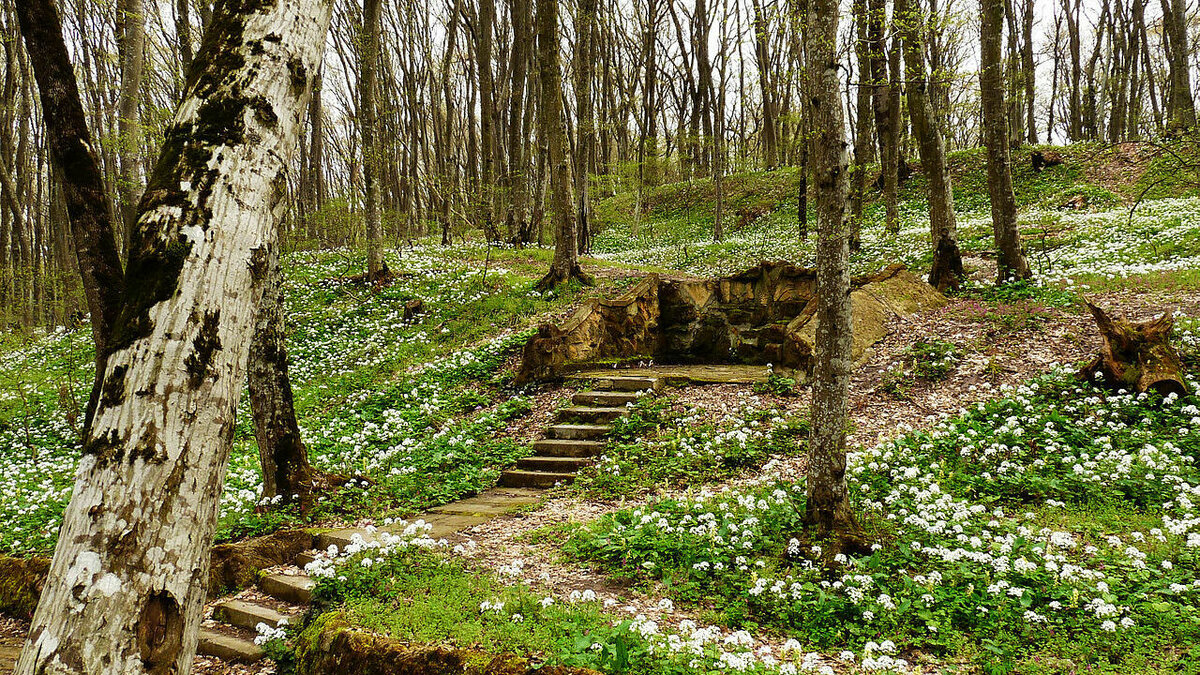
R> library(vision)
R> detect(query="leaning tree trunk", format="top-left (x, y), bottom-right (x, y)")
top-left (979, 0), bottom-right (1031, 283)
top-left (15, 0), bottom-right (331, 671)
top-left (898, 0), bottom-right (963, 290)
top-left (803, 0), bottom-right (855, 536)
top-left (535, 0), bottom-right (590, 290)
top-left (1082, 302), bottom-right (1188, 397)
top-left (15, 0), bottom-right (126, 431)
top-left (248, 244), bottom-right (319, 508)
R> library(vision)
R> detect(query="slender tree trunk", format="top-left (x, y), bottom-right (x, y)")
top-left (476, 0), bottom-right (499, 240)
top-left (899, 0), bottom-right (962, 289)
top-left (803, 0), bottom-right (855, 536)
top-left (850, 0), bottom-right (871, 251)
top-left (16, 0), bottom-right (127, 430)
top-left (751, 0), bottom-right (779, 169)
top-left (574, 0), bottom-right (597, 253)
top-left (980, 0), bottom-right (1031, 282)
top-left (248, 244), bottom-right (317, 507)
top-left (1020, 0), bottom-right (1036, 144)
top-left (14, 0), bottom-right (331, 671)
top-left (535, 0), bottom-right (589, 289)
top-left (506, 0), bottom-right (533, 243)
top-left (867, 0), bottom-right (898, 233)
top-left (362, 0), bottom-right (383, 279)
top-left (1162, 0), bottom-right (1196, 133)
top-left (116, 0), bottom-right (146, 238)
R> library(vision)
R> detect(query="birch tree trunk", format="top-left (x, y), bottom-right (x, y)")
top-left (898, 0), bottom-right (963, 290)
top-left (803, 0), bottom-right (855, 535)
top-left (979, 0), bottom-right (1031, 283)
top-left (15, 0), bottom-right (331, 670)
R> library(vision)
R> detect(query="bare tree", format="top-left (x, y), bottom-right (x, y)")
top-left (980, 0), bottom-right (1031, 282)
top-left (1161, 0), bottom-right (1196, 133)
top-left (803, 0), bottom-right (854, 535)
top-left (534, 0), bottom-right (589, 289)
top-left (899, 0), bottom-right (962, 289)
top-left (362, 0), bottom-right (384, 279)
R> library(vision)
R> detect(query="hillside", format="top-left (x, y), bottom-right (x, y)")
top-left (1, 143), bottom-right (1200, 673)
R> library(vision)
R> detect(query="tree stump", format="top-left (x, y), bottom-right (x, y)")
top-left (1081, 301), bottom-right (1188, 397)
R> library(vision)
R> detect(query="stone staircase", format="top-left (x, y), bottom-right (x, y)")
top-left (197, 488), bottom-right (543, 663)
top-left (195, 375), bottom-right (662, 664)
top-left (498, 375), bottom-right (662, 489)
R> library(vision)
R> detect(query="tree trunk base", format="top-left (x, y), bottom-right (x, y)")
top-left (927, 237), bottom-right (965, 291)
top-left (1080, 300), bottom-right (1188, 397)
top-left (535, 262), bottom-right (593, 292)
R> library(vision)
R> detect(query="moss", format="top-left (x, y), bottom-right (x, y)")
top-left (184, 310), bottom-right (222, 389)
top-left (288, 57), bottom-right (309, 96)
top-left (208, 529), bottom-right (315, 597)
top-left (109, 234), bottom-right (194, 353)
top-left (99, 363), bottom-right (129, 408)
top-left (0, 556), bottom-right (49, 620)
top-left (294, 612), bottom-right (601, 675)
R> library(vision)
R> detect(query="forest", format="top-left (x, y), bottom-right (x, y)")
top-left (0, 0), bottom-right (1200, 672)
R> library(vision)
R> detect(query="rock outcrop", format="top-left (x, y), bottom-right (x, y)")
top-left (518, 262), bottom-right (947, 383)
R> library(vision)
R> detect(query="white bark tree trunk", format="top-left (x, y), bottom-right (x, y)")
top-left (15, 0), bottom-right (332, 671)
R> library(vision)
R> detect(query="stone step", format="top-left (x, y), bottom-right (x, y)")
top-left (593, 376), bottom-right (662, 392)
top-left (197, 627), bottom-right (263, 663)
top-left (556, 406), bottom-right (628, 423)
top-left (295, 551), bottom-right (319, 568)
top-left (532, 438), bottom-right (606, 457)
top-left (260, 573), bottom-right (315, 604)
top-left (572, 390), bottom-right (639, 406)
top-left (517, 455), bottom-right (594, 472)
top-left (547, 423), bottom-right (612, 440)
top-left (316, 527), bottom-right (381, 552)
top-left (420, 513), bottom-right (492, 537)
top-left (498, 470), bottom-right (576, 489)
top-left (213, 599), bottom-right (295, 632)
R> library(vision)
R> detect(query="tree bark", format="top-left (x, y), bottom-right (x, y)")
top-left (16, 0), bottom-right (127, 430)
top-left (248, 244), bottom-right (318, 507)
top-left (534, 0), bottom-right (589, 290)
top-left (116, 0), bottom-right (146, 237)
top-left (979, 0), bottom-right (1031, 283)
top-left (867, 0), bottom-right (899, 233)
top-left (899, 0), bottom-right (963, 290)
top-left (1161, 0), bottom-right (1196, 133)
top-left (751, 0), bottom-right (779, 169)
top-left (1082, 302), bottom-right (1188, 397)
top-left (850, 0), bottom-right (871, 251)
top-left (803, 0), bottom-right (855, 535)
top-left (14, 0), bottom-right (331, 670)
top-left (362, 0), bottom-right (383, 280)
top-left (574, 0), bottom-right (597, 254)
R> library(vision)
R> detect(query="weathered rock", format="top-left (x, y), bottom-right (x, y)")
top-left (0, 556), bottom-right (49, 620)
top-left (516, 275), bottom-right (660, 384)
top-left (209, 529), bottom-right (316, 597)
top-left (518, 261), bottom-right (947, 381)
top-left (295, 612), bottom-right (602, 675)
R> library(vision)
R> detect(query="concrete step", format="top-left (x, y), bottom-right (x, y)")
top-left (214, 599), bottom-right (295, 632)
top-left (197, 627), bottom-right (263, 663)
top-left (532, 438), bottom-right (606, 457)
top-left (517, 455), bottom-right (593, 472)
top-left (498, 470), bottom-right (576, 489)
top-left (572, 390), bottom-right (639, 406)
top-left (556, 406), bottom-right (627, 423)
top-left (547, 423), bottom-right (612, 440)
top-left (593, 376), bottom-right (662, 392)
top-left (260, 574), bottom-right (315, 604)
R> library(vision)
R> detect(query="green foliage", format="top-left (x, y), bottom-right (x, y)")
top-left (573, 399), bottom-right (802, 499)
top-left (879, 339), bottom-right (961, 398)
top-left (568, 368), bottom-right (1200, 671)
top-left (753, 372), bottom-right (799, 397)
